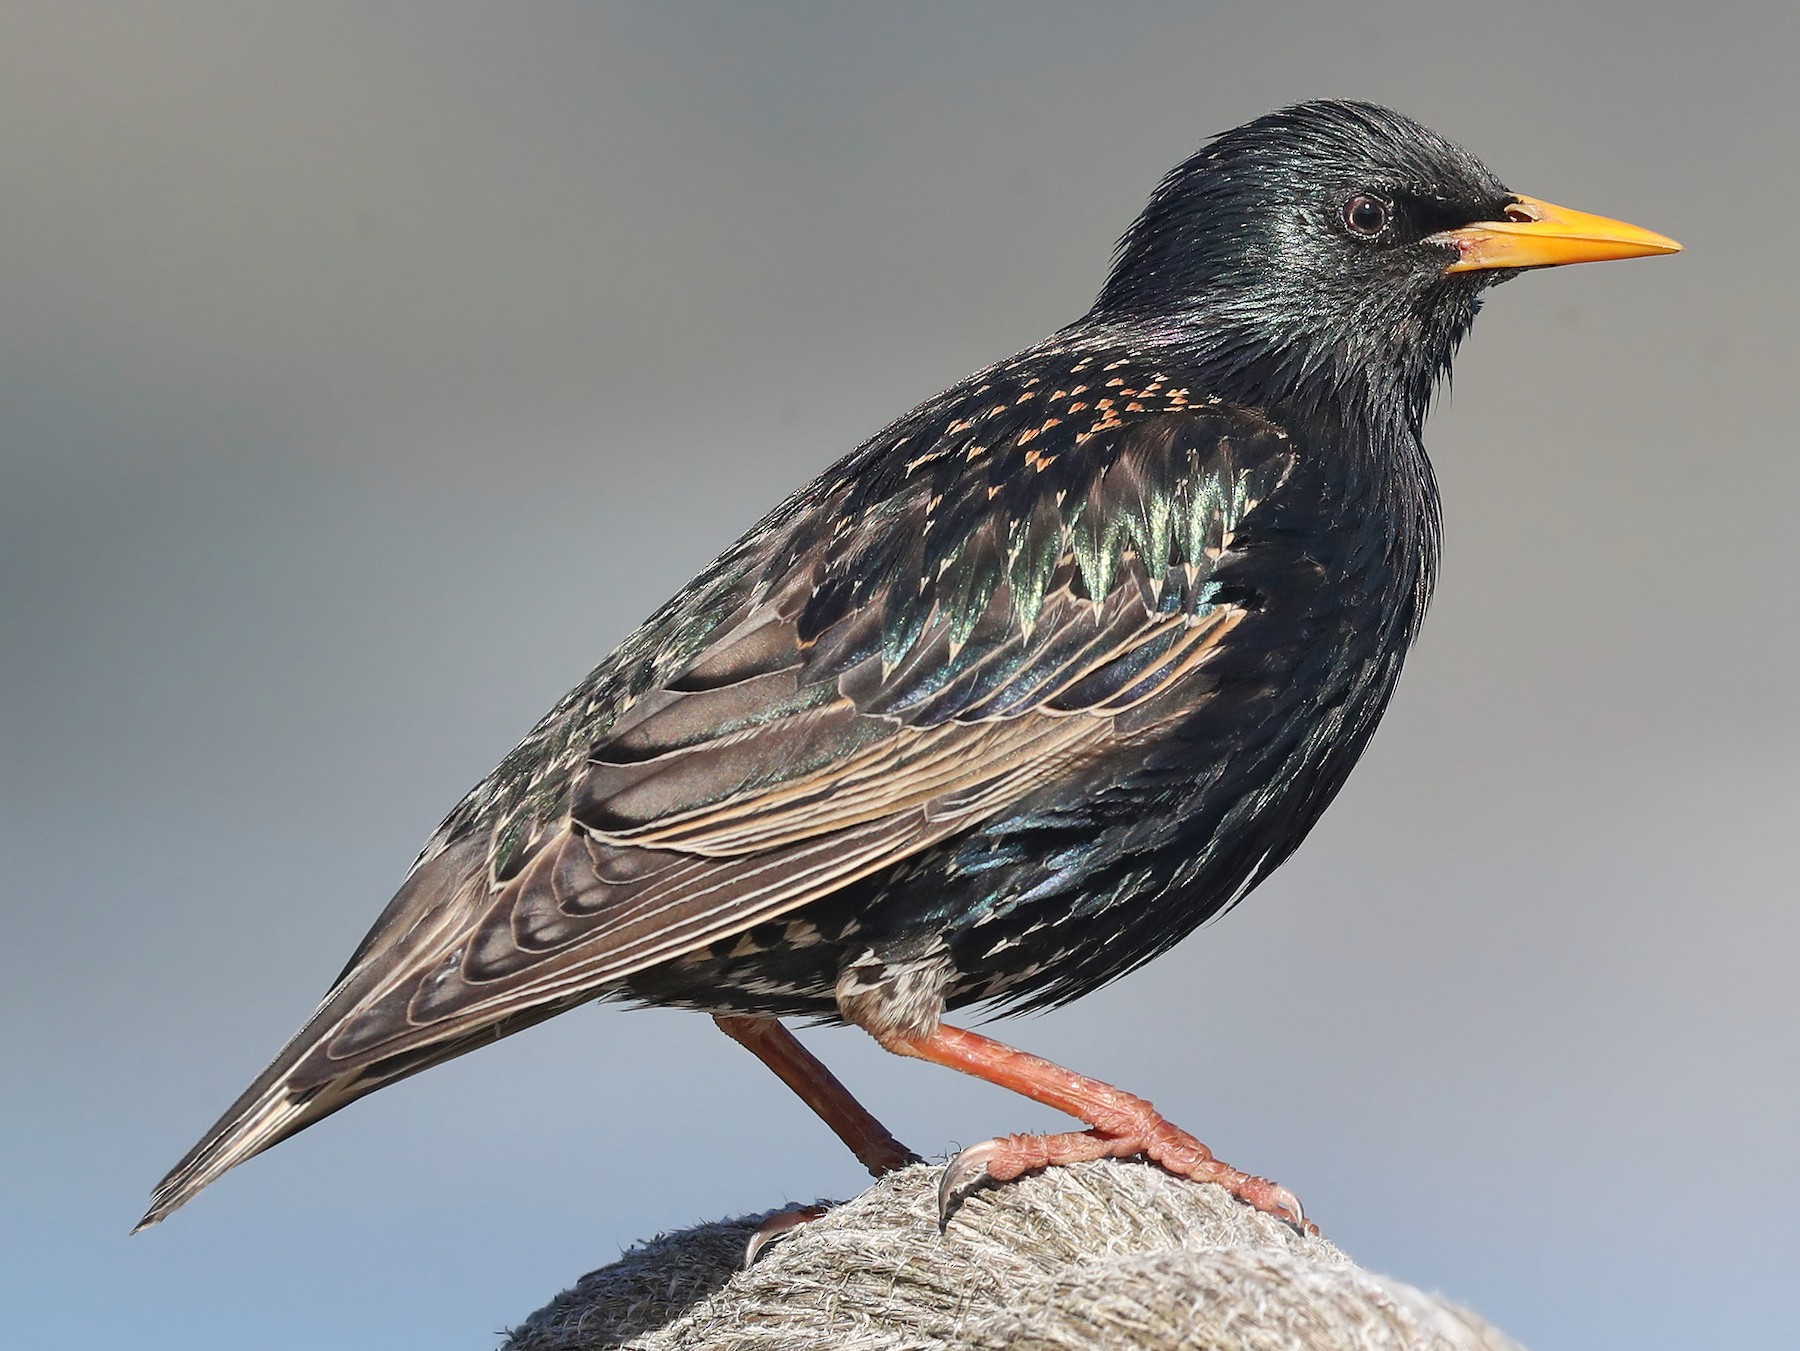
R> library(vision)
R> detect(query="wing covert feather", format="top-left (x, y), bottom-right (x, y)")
top-left (301, 398), bottom-right (1297, 1082)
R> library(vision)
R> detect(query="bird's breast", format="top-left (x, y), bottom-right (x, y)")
top-left (908, 436), bottom-right (1442, 1011)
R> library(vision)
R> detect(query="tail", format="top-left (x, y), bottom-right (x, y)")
top-left (135, 837), bottom-right (501, 1231)
top-left (133, 1014), bottom-right (375, 1232)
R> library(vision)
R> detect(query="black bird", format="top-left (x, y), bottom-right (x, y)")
top-left (138, 101), bottom-right (1678, 1234)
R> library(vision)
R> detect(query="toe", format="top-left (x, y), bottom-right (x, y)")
top-left (1243, 1176), bottom-right (1315, 1235)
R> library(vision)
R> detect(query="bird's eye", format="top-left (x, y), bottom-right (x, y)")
top-left (1343, 195), bottom-right (1390, 237)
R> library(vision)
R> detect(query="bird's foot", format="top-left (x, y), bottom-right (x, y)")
top-left (937, 1122), bottom-right (1312, 1234)
top-left (866, 1022), bottom-right (1314, 1236)
top-left (743, 1203), bottom-right (831, 1266)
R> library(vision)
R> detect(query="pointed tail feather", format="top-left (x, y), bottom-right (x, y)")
top-left (135, 837), bottom-right (495, 1231)
top-left (134, 1052), bottom-right (363, 1231)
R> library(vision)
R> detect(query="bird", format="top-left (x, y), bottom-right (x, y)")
top-left (137, 100), bottom-right (1678, 1237)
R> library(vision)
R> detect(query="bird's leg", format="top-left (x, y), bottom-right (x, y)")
top-left (871, 1021), bottom-right (1314, 1234)
top-left (713, 1013), bottom-right (921, 1264)
top-left (713, 1013), bottom-right (920, 1175)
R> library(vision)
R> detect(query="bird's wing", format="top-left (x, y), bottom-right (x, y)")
top-left (140, 396), bottom-right (1297, 1228)
top-left (300, 405), bottom-right (1297, 1081)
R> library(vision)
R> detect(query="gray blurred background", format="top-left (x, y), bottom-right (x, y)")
top-left (3, 4), bottom-right (1794, 1348)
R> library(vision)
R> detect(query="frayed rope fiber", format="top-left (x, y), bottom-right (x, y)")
top-left (503, 1159), bottom-right (1521, 1350)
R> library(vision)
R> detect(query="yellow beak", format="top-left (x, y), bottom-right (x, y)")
top-left (1427, 195), bottom-right (1682, 273)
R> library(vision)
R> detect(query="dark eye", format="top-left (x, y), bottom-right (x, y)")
top-left (1344, 195), bottom-right (1390, 237)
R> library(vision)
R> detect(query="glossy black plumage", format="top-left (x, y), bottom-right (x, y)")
top-left (140, 101), bottom-right (1674, 1230)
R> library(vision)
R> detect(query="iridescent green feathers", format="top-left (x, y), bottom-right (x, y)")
top-left (452, 353), bottom-right (1294, 893)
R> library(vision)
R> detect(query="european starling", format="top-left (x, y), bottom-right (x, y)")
top-left (139, 101), bottom-right (1678, 1235)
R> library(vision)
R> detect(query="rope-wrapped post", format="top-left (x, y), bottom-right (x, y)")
top-left (504, 1159), bottom-right (1520, 1350)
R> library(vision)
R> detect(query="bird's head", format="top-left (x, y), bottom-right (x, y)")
top-left (1092, 100), bottom-right (1679, 436)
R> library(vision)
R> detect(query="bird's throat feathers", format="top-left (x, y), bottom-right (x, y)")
top-left (1089, 281), bottom-right (1484, 449)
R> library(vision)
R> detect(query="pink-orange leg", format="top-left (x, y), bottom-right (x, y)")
top-left (713, 1014), bottom-right (920, 1175)
top-left (713, 1013), bottom-right (921, 1264)
top-left (875, 1021), bottom-right (1314, 1234)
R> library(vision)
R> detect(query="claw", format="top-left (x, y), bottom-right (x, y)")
top-left (937, 1139), bottom-right (1002, 1231)
top-left (743, 1203), bottom-right (828, 1266)
top-left (1272, 1182), bottom-right (1306, 1232)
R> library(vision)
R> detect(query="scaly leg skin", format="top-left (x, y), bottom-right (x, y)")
top-left (874, 1021), bottom-right (1316, 1235)
top-left (712, 1014), bottom-right (921, 1263)
top-left (713, 1014), bottom-right (920, 1175)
